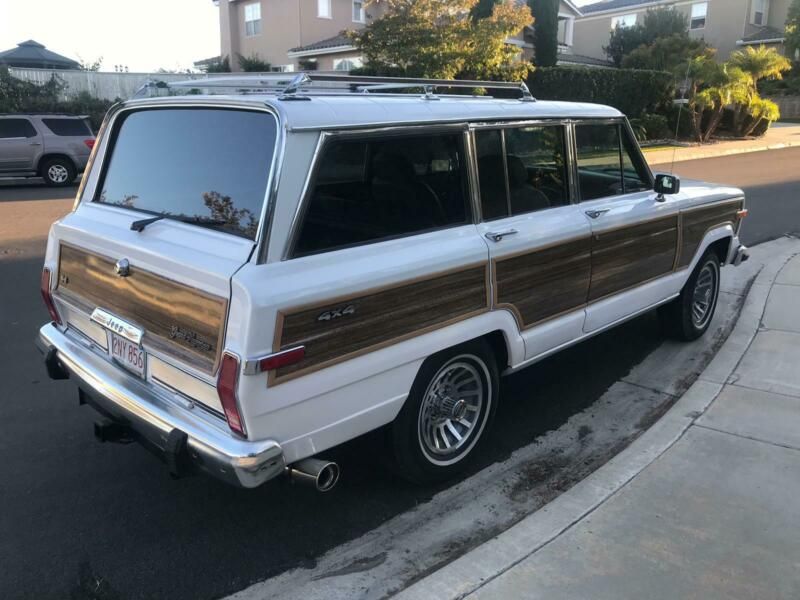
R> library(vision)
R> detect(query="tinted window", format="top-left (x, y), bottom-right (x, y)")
top-left (294, 132), bottom-right (469, 257)
top-left (504, 126), bottom-right (569, 214)
top-left (576, 123), bottom-right (650, 201)
top-left (96, 109), bottom-right (277, 240)
top-left (0, 118), bottom-right (37, 139)
top-left (475, 129), bottom-right (508, 220)
top-left (42, 118), bottom-right (92, 137)
top-left (476, 125), bottom-right (569, 220)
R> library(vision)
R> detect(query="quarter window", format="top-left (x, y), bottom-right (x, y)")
top-left (575, 123), bottom-right (651, 202)
top-left (244, 2), bottom-right (261, 36)
top-left (690, 2), bottom-right (708, 30)
top-left (0, 118), bottom-right (37, 138)
top-left (318, 0), bottom-right (332, 18)
top-left (475, 125), bottom-right (569, 220)
top-left (293, 132), bottom-right (470, 257)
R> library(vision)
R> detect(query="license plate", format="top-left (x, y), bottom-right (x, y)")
top-left (109, 331), bottom-right (146, 378)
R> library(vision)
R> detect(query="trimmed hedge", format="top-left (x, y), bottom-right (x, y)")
top-left (527, 66), bottom-right (675, 118)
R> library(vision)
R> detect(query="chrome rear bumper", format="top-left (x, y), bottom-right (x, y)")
top-left (37, 323), bottom-right (285, 488)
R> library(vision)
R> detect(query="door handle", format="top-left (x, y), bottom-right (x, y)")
top-left (485, 229), bottom-right (518, 242)
top-left (29, 142), bottom-right (42, 146)
top-left (585, 209), bottom-right (610, 219)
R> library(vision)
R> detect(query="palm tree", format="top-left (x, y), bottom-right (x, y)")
top-left (695, 65), bottom-right (752, 142)
top-left (729, 45), bottom-right (791, 92)
top-left (742, 96), bottom-right (781, 137)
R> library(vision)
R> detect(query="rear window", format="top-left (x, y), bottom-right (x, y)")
top-left (95, 108), bottom-right (278, 240)
top-left (42, 118), bottom-right (92, 137)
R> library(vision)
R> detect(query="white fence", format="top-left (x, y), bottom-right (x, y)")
top-left (8, 67), bottom-right (210, 101)
top-left (770, 95), bottom-right (800, 120)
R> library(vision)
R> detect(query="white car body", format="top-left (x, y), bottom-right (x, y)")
top-left (37, 77), bottom-right (748, 488)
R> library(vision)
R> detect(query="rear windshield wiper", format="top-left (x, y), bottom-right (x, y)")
top-left (130, 214), bottom-right (228, 232)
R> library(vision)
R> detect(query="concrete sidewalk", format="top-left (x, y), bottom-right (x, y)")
top-left (399, 237), bottom-right (800, 600)
top-left (644, 122), bottom-right (800, 165)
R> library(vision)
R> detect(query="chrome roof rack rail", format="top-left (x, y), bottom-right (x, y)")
top-left (167, 73), bottom-right (536, 101)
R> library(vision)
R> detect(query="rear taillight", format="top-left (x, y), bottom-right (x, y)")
top-left (40, 267), bottom-right (62, 325)
top-left (84, 138), bottom-right (95, 150)
top-left (217, 353), bottom-right (246, 437)
top-left (257, 346), bottom-right (305, 373)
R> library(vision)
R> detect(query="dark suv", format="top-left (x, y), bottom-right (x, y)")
top-left (0, 114), bottom-right (95, 186)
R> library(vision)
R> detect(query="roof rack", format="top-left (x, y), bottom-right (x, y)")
top-left (155, 73), bottom-right (535, 102)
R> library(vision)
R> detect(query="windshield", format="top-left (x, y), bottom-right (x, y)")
top-left (95, 108), bottom-right (278, 240)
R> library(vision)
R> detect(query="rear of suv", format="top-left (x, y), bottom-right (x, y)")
top-left (0, 114), bottom-right (95, 186)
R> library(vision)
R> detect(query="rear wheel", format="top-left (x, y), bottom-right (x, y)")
top-left (659, 250), bottom-right (721, 341)
top-left (41, 157), bottom-right (76, 187)
top-left (389, 339), bottom-right (498, 484)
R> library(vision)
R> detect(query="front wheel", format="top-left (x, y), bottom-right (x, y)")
top-left (389, 339), bottom-right (498, 484)
top-left (659, 250), bottom-right (721, 341)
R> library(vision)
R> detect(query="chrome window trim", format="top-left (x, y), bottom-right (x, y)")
top-left (74, 98), bottom-right (285, 257)
top-left (281, 122), bottom-right (473, 261)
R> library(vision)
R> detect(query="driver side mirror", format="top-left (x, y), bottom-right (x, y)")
top-left (654, 174), bottom-right (680, 201)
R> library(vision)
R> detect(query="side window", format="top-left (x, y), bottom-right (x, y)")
top-left (293, 132), bottom-right (469, 257)
top-left (0, 118), bottom-right (37, 139)
top-left (504, 126), bottom-right (569, 214)
top-left (576, 123), bottom-right (651, 201)
top-left (475, 124), bottom-right (569, 220)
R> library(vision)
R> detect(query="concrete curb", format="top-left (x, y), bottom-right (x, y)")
top-left (395, 237), bottom-right (800, 600)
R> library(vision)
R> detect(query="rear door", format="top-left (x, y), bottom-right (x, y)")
top-left (576, 120), bottom-right (680, 332)
top-left (48, 104), bottom-right (279, 413)
top-left (0, 117), bottom-right (41, 172)
top-left (473, 122), bottom-right (592, 360)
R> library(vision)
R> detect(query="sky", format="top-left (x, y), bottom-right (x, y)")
top-left (0, 0), bottom-right (221, 73)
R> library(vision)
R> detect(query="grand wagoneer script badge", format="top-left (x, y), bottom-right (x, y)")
top-left (168, 325), bottom-right (214, 352)
top-left (317, 304), bottom-right (356, 322)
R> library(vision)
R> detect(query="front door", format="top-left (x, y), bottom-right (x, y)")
top-left (0, 117), bottom-right (41, 172)
top-left (576, 121), bottom-right (680, 332)
top-left (473, 123), bottom-right (593, 360)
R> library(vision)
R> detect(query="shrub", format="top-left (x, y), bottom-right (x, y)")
top-left (527, 66), bottom-right (674, 118)
top-left (629, 112), bottom-right (671, 140)
top-left (237, 53), bottom-right (271, 72)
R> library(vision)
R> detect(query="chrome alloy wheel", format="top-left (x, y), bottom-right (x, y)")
top-left (417, 356), bottom-right (490, 466)
top-left (691, 262), bottom-right (718, 328)
top-left (47, 164), bottom-right (69, 183)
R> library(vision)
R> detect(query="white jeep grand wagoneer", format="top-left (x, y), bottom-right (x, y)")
top-left (38, 74), bottom-right (749, 490)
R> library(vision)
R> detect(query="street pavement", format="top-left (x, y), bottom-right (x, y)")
top-left (399, 238), bottom-right (800, 600)
top-left (0, 148), bottom-right (798, 600)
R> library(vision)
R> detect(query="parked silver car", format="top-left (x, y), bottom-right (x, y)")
top-left (0, 114), bottom-right (95, 186)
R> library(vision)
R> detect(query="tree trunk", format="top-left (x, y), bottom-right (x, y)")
top-left (702, 106), bottom-right (725, 143)
top-left (743, 117), bottom-right (764, 137)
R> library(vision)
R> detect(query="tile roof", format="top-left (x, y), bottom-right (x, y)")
top-left (289, 33), bottom-right (354, 54)
top-left (739, 26), bottom-right (786, 44)
top-left (580, 0), bottom-right (667, 15)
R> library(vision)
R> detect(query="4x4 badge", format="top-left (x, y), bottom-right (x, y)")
top-left (317, 304), bottom-right (356, 322)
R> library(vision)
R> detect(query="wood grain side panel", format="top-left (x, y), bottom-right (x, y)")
top-left (274, 265), bottom-right (489, 382)
top-left (56, 244), bottom-right (227, 374)
top-left (494, 237), bottom-right (592, 329)
top-left (678, 201), bottom-right (743, 269)
top-left (589, 215), bottom-right (678, 302)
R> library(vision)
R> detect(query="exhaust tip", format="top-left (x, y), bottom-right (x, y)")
top-left (288, 458), bottom-right (340, 492)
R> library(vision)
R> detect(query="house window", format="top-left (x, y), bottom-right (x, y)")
top-left (244, 2), bottom-right (261, 36)
top-left (333, 56), bottom-right (364, 71)
top-left (353, 0), bottom-right (365, 22)
top-left (690, 2), bottom-right (708, 30)
top-left (751, 0), bottom-right (769, 25)
top-left (318, 0), bottom-right (332, 18)
top-left (611, 13), bottom-right (637, 29)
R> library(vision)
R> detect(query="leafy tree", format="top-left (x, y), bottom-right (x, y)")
top-left (78, 56), bottom-right (103, 72)
top-left (471, 0), bottom-right (499, 20)
top-left (237, 53), bottom-right (271, 72)
top-left (729, 45), bottom-right (791, 92)
top-left (622, 34), bottom-right (710, 72)
top-left (349, 0), bottom-right (533, 80)
top-left (530, 0), bottom-right (559, 67)
top-left (742, 95), bottom-right (780, 136)
top-left (787, 0), bottom-right (800, 62)
top-left (605, 7), bottom-right (689, 67)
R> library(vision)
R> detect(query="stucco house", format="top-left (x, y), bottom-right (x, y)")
top-left (214, 0), bottom-right (606, 73)
top-left (572, 0), bottom-right (794, 62)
